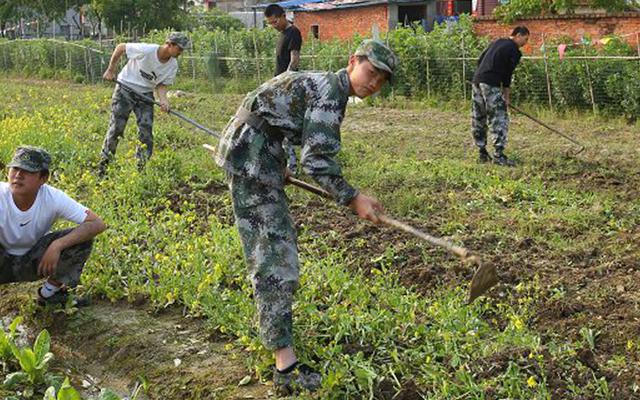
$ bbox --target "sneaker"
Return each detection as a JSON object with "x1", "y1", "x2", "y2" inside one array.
[
  {"x1": 37, "y1": 288, "x2": 90, "y2": 308},
  {"x1": 97, "y1": 161, "x2": 107, "y2": 178},
  {"x1": 478, "y1": 148, "x2": 491, "y2": 163},
  {"x1": 273, "y1": 363, "x2": 322, "y2": 396},
  {"x1": 493, "y1": 151, "x2": 516, "y2": 167}
]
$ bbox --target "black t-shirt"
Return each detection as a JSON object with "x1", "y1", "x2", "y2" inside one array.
[
  {"x1": 275, "y1": 24, "x2": 302, "y2": 76},
  {"x1": 472, "y1": 38, "x2": 522, "y2": 88}
]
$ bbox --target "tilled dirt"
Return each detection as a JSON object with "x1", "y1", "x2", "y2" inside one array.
[{"x1": 0, "y1": 283, "x2": 273, "y2": 400}]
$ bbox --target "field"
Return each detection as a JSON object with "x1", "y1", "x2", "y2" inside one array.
[{"x1": 1, "y1": 77, "x2": 639, "y2": 399}]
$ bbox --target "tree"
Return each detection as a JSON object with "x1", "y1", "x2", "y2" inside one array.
[
  {"x1": 184, "y1": 7, "x2": 245, "y2": 32},
  {"x1": 94, "y1": 0, "x2": 187, "y2": 34},
  {"x1": 494, "y1": 0, "x2": 639, "y2": 22}
]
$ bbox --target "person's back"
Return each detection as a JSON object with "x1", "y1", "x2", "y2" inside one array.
[
  {"x1": 472, "y1": 38, "x2": 522, "y2": 88},
  {"x1": 216, "y1": 69, "x2": 353, "y2": 200}
]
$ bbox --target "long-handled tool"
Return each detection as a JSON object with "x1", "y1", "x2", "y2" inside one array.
[
  {"x1": 271, "y1": 172, "x2": 498, "y2": 303},
  {"x1": 509, "y1": 104, "x2": 585, "y2": 154},
  {"x1": 107, "y1": 81, "x2": 497, "y2": 302},
  {"x1": 113, "y1": 79, "x2": 219, "y2": 138}
]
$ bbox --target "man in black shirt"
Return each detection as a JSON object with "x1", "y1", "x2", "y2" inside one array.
[
  {"x1": 265, "y1": 4, "x2": 303, "y2": 173},
  {"x1": 471, "y1": 26, "x2": 529, "y2": 166}
]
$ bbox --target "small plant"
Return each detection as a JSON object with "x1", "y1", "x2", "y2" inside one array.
[
  {"x1": 0, "y1": 316, "x2": 23, "y2": 362},
  {"x1": 3, "y1": 329, "x2": 54, "y2": 388},
  {"x1": 43, "y1": 377, "x2": 81, "y2": 400},
  {"x1": 579, "y1": 327, "x2": 600, "y2": 351}
]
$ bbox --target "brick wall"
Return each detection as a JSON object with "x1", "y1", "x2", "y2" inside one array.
[
  {"x1": 475, "y1": 0, "x2": 498, "y2": 17},
  {"x1": 474, "y1": 13, "x2": 640, "y2": 54},
  {"x1": 294, "y1": 4, "x2": 388, "y2": 41}
]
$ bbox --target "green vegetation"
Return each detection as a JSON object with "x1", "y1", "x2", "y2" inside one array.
[
  {"x1": 1, "y1": 77, "x2": 639, "y2": 398},
  {"x1": 494, "y1": 0, "x2": 632, "y2": 22},
  {"x1": 2, "y1": 16, "x2": 640, "y2": 117}
]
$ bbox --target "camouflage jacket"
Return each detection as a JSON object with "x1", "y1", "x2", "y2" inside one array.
[{"x1": 215, "y1": 68, "x2": 358, "y2": 206}]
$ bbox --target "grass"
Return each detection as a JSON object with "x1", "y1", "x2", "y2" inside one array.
[{"x1": 1, "y1": 77, "x2": 639, "y2": 399}]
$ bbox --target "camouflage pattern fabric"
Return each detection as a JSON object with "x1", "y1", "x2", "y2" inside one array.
[
  {"x1": 99, "y1": 85, "x2": 155, "y2": 169},
  {"x1": 354, "y1": 39, "x2": 398, "y2": 79},
  {"x1": 0, "y1": 228, "x2": 93, "y2": 287},
  {"x1": 167, "y1": 32, "x2": 191, "y2": 50},
  {"x1": 471, "y1": 83, "x2": 509, "y2": 150},
  {"x1": 7, "y1": 146, "x2": 51, "y2": 172},
  {"x1": 229, "y1": 173, "x2": 298, "y2": 350},
  {"x1": 215, "y1": 69, "x2": 358, "y2": 206}
]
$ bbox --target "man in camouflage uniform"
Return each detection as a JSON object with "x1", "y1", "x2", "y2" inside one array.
[
  {"x1": 215, "y1": 39, "x2": 397, "y2": 395},
  {"x1": 98, "y1": 32, "x2": 191, "y2": 175},
  {"x1": 472, "y1": 26, "x2": 529, "y2": 166},
  {"x1": 1, "y1": 146, "x2": 107, "y2": 305}
]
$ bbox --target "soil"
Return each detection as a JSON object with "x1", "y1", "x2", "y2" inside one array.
[
  {"x1": 3, "y1": 79, "x2": 640, "y2": 398},
  {"x1": 0, "y1": 283, "x2": 273, "y2": 400}
]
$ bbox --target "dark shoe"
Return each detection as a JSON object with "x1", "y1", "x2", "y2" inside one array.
[
  {"x1": 37, "y1": 287, "x2": 68, "y2": 306},
  {"x1": 37, "y1": 288, "x2": 90, "y2": 308},
  {"x1": 273, "y1": 363, "x2": 322, "y2": 396},
  {"x1": 493, "y1": 152, "x2": 516, "y2": 167},
  {"x1": 97, "y1": 161, "x2": 108, "y2": 178},
  {"x1": 478, "y1": 148, "x2": 491, "y2": 163}
]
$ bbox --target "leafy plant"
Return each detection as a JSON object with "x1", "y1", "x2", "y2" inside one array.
[
  {"x1": 0, "y1": 316, "x2": 23, "y2": 362},
  {"x1": 43, "y1": 377, "x2": 81, "y2": 400},
  {"x1": 4, "y1": 329, "x2": 54, "y2": 387}
]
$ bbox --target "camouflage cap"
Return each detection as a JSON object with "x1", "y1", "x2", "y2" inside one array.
[
  {"x1": 167, "y1": 32, "x2": 192, "y2": 50},
  {"x1": 354, "y1": 39, "x2": 398, "y2": 78},
  {"x1": 7, "y1": 146, "x2": 52, "y2": 172}
]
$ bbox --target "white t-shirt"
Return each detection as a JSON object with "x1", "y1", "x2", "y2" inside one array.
[
  {"x1": 118, "y1": 43, "x2": 179, "y2": 93},
  {"x1": 0, "y1": 183, "x2": 88, "y2": 256}
]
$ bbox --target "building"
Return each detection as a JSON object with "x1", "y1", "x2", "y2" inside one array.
[
  {"x1": 2, "y1": 8, "x2": 107, "y2": 40},
  {"x1": 255, "y1": 0, "x2": 474, "y2": 41}
]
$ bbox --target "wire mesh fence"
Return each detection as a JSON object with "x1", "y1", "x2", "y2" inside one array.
[{"x1": 2, "y1": 35, "x2": 640, "y2": 117}]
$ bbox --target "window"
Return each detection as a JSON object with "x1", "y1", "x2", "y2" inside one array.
[{"x1": 311, "y1": 24, "x2": 319, "y2": 39}]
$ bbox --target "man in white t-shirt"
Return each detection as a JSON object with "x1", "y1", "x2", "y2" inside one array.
[
  {"x1": 1, "y1": 146, "x2": 107, "y2": 306},
  {"x1": 98, "y1": 32, "x2": 191, "y2": 175}
]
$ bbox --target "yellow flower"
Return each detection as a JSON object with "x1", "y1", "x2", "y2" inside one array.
[{"x1": 527, "y1": 376, "x2": 537, "y2": 388}]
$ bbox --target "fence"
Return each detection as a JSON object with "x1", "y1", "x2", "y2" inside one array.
[{"x1": 2, "y1": 35, "x2": 640, "y2": 117}]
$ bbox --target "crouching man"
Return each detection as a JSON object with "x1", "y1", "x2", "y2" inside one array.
[{"x1": 1, "y1": 146, "x2": 107, "y2": 305}]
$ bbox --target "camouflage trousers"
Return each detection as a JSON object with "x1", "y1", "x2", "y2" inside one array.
[
  {"x1": 229, "y1": 173, "x2": 299, "y2": 350},
  {"x1": 100, "y1": 85, "x2": 155, "y2": 169},
  {"x1": 471, "y1": 83, "x2": 509, "y2": 150},
  {"x1": 0, "y1": 229, "x2": 93, "y2": 287}
]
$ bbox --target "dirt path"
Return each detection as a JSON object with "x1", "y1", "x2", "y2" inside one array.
[{"x1": 0, "y1": 283, "x2": 273, "y2": 400}]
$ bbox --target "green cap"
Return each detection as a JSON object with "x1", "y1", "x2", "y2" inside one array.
[
  {"x1": 7, "y1": 146, "x2": 52, "y2": 172},
  {"x1": 354, "y1": 39, "x2": 398, "y2": 78},
  {"x1": 167, "y1": 32, "x2": 192, "y2": 50}
]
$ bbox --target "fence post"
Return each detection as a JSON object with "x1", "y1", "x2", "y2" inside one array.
[
  {"x1": 542, "y1": 34, "x2": 553, "y2": 110},
  {"x1": 311, "y1": 37, "x2": 316, "y2": 70},
  {"x1": 461, "y1": 35, "x2": 467, "y2": 99},
  {"x1": 583, "y1": 47, "x2": 596, "y2": 115},
  {"x1": 426, "y1": 57, "x2": 431, "y2": 98},
  {"x1": 636, "y1": 33, "x2": 640, "y2": 64},
  {"x1": 191, "y1": 51, "x2": 196, "y2": 86},
  {"x1": 84, "y1": 48, "x2": 90, "y2": 80},
  {"x1": 53, "y1": 25, "x2": 57, "y2": 75},
  {"x1": 253, "y1": 30, "x2": 262, "y2": 83}
]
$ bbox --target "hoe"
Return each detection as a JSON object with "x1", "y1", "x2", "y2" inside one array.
[{"x1": 113, "y1": 79, "x2": 498, "y2": 303}]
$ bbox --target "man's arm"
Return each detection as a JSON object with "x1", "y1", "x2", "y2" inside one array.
[
  {"x1": 502, "y1": 86, "x2": 510, "y2": 108},
  {"x1": 38, "y1": 210, "x2": 107, "y2": 276},
  {"x1": 287, "y1": 28, "x2": 302, "y2": 71},
  {"x1": 155, "y1": 84, "x2": 170, "y2": 113},
  {"x1": 103, "y1": 43, "x2": 126, "y2": 81},
  {"x1": 288, "y1": 50, "x2": 300, "y2": 71}
]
